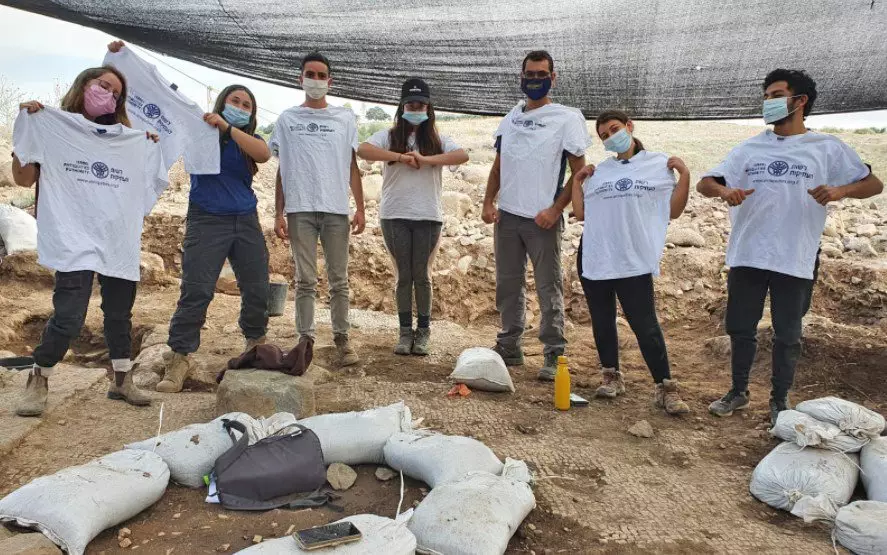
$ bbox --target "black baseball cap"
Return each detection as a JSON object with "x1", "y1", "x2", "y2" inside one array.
[{"x1": 401, "y1": 78, "x2": 430, "y2": 104}]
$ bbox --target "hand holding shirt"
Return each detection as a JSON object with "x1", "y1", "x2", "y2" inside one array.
[
  {"x1": 703, "y1": 130, "x2": 870, "y2": 279},
  {"x1": 581, "y1": 151, "x2": 676, "y2": 281},
  {"x1": 12, "y1": 107, "x2": 168, "y2": 281},
  {"x1": 104, "y1": 46, "x2": 219, "y2": 174}
]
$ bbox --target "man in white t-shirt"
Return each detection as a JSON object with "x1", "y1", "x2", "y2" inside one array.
[
  {"x1": 271, "y1": 52, "x2": 365, "y2": 367},
  {"x1": 698, "y1": 69, "x2": 883, "y2": 423},
  {"x1": 482, "y1": 50, "x2": 591, "y2": 381}
]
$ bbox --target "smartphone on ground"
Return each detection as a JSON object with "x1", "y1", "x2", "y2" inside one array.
[{"x1": 294, "y1": 522, "x2": 362, "y2": 550}]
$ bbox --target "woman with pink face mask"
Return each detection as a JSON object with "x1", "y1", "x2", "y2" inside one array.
[{"x1": 11, "y1": 66, "x2": 164, "y2": 417}]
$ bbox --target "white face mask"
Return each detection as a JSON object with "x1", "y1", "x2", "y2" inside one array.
[{"x1": 302, "y1": 78, "x2": 329, "y2": 100}]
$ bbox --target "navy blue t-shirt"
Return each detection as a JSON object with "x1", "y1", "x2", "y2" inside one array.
[{"x1": 189, "y1": 135, "x2": 261, "y2": 215}]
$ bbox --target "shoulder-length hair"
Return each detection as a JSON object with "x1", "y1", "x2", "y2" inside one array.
[{"x1": 212, "y1": 84, "x2": 260, "y2": 175}]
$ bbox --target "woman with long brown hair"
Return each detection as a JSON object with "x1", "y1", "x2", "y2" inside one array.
[
  {"x1": 158, "y1": 84, "x2": 272, "y2": 393},
  {"x1": 572, "y1": 110, "x2": 691, "y2": 415},
  {"x1": 11, "y1": 64, "x2": 166, "y2": 416},
  {"x1": 357, "y1": 78, "x2": 468, "y2": 355}
]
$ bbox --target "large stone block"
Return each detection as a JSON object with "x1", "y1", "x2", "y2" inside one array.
[{"x1": 216, "y1": 368, "x2": 316, "y2": 418}]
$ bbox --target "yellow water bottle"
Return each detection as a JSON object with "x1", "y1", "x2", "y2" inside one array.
[{"x1": 554, "y1": 355, "x2": 571, "y2": 411}]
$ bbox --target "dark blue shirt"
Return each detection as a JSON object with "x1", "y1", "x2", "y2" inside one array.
[{"x1": 189, "y1": 135, "x2": 261, "y2": 215}]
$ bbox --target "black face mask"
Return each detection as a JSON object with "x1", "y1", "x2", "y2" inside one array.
[
  {"x1": 521, "y1": 77, "x2": 552, "y2": 101},
  {"x1": 94, "y1": 113, "x2": 117, "y2": 126}
]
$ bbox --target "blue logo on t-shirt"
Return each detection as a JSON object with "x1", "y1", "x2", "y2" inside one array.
[
  {"x1": 522, "y1": 120, "x2": 534, "y2": 128},
  {"x1": 768, "y1": 160, "x2": 789, "y2": 176},
  {"x1": 615, "y1": 178, "x2": 634, "y2": 191},
  {"x1": 307, "y1": 122, "x2": 319, "y2": 132},
  {"x1": 142, "y1": 103, "x2": 162, "y2": 119},
  {"x1": 91, "y1": 162, "x2": 109, "y2": 179}
]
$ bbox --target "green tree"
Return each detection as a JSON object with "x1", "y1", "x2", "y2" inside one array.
[{"x1": 365, "y1": 106, "x2": 390, "y2": 122}]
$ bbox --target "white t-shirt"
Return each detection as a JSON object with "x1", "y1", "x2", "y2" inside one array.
[
  {"x1": 366, "y1": 129, "x2": 460, "y2": 221},
  {"x1": 704, "y1": 130, "x2": 870, "y2": 279},
  {"x1": 581, "y1": 151, "x2": 676, "y2": 281},
  {"x1": 494, "y1": 101, "x2": 591, "y2": 219},
  {"x1": 13, "y1": 107, "x2": 168, "y2": 282},
  {"x1": 271, "y1": 105, "x2": 359, "y2": 216},
  {"x1": 104, "y1": 47, "x2": 219, "y2": 174}
]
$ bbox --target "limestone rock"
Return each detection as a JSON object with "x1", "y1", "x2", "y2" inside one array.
[
  {"x1": 628, "y1": 420, "x2": 655, "y2": 439},
  {"x1": 134, "y1": 343, "x2": 171, "y2": 376},
  {"x1": 327, "y1": 463, "x2": 358, "y2": 491},
  {"x1": 843, "y1": 237, "x2": 878, "y2": 257},
  {"x1": 457, "y1": 165, "x2": 488, "y2": 185},
  {"x1": 362, "y1": 174, "x2": 383, "y2": 202},
  {"x1": 216, "y1": 369, "x2": 316, "y2": 418},
  {"x1": 704, "y1": 336, "x2": 731, "y2": 358},
  {"x1": 139, "y1": 251, "x2": 166, "y2": 284},
  {"x1": 0, "y1": 533, "x2": 62, "y2": 554},
  {"x1": 375, "y1": 466, "x2": 397, "y2": 481},
  {"x1": 456, "y1": 255, "x2": 474, "y2": 274},
  {"x1": 0, "y1": 160, "x2": 14, "y2": 187},
  {"x1": 855, "y1": 223, "x2": 878, "y2": 238},
  {"x1": 665, "y1": 227, "x2": 706, "y2": 248},
  {"x1": 216, "y1": 261, "x2": 239, "y2": 295},
  {"x1": 442, "y1": 191, "x2": 473, "y2": 219},
  {"x1": 141, "y1": 325, "x2": 170, "y2": 350},
  {"x1": 821, "y1": 245, "x2": 843, "y2": 258}
]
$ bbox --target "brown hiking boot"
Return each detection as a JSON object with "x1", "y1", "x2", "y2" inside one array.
[
  {"x1": 595, "y1": 367, "x2": 625, "y2": 398},
  {"x1": 655, "y1": 379, "x2": 690, "y2": 415},
  {"x1": 334, "y1": 334, "x2": 359, "y2": 367},
  {"x1": 244, "y1": 335, "x2": 267, "y2": 352},
  {"x1": 16, "y1": 368, "x2": 49, "y2": 417},
  {"x1": 156, "y1": 352, "x2": 193, "y2": 393},
  {"x1": 108, "y1": 371, "x2": 152, "y2": 406}
]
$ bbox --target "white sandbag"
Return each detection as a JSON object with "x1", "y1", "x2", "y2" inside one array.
[
  {"x1": 383, "y1": 431, "x2": 503, "y2": 488},
  {"x1": 235, "y1": 512, "x2": 416, "y2": 555},
  {"x1": 408, "y1": 461, "x2": 535, "y2": 555},
  {"x1": 835, "y1": 501, "x2": 887, "y2": 555},
  {"x1": 0, "y1": 204, "x2": 37, "y2": 254},
  {"x1": 795, "y1": 396, "x2": 885, "y2": 440},
  {"x1": 861, "y1": 436, "x2": 887, "y2": 502},
  {"x1": 0, "y1": 450, "x2": 169, "y2": 555},
  {"x1": 449, "y1": 347, "x2": 515, "y2": 393},
  {"x1": 749, "y1": 441, "x2": 858, "y2": 522},
  {"x1": 125, "y1": 412, "x2": 261, "y2": 487},
  {"x1": 299, "y1": 402, "x2": 412, "y2": 466},
  {"x1": 770, "y1": 410, "x2": 868, "y2": 453}
]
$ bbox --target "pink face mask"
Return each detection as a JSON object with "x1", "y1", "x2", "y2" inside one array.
[{"x1": 83, "y1": 84, "x2": 118, "y2": 118}]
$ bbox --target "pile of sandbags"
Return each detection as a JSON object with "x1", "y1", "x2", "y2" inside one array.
[
  {"x1": 753, "y1": 396, "x2": 887, "y2": 552},
  {"x1": 384, "y1": 431, "x2": 504, "y2": 488},
  {"x1": 299, "y1": 402, "x2": 412, "y2": 466}
]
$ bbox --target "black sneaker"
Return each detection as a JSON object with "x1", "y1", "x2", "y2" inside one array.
[
  {"x1": 769, "y1": 396, "x2": 792, "y2": 425},
  {"x1": 493, "y1": 343, "x2": 524, "y2": 366},
  {"x1": 708, "y1": 390, "x2": 750, "y2": 417}
]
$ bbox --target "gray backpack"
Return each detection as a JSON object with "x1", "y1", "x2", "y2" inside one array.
[{"x1": 212, "y1": 419, "x2": 327, "y2": 511}]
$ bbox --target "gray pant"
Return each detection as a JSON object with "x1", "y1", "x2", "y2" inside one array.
[
  {"x1": 287, "y1": 212, "x2": 351, "y2": 338},
  {"x1": 168, "y1": 206, "x2": 269, "y2": 354},
  {"x1": 494, "y1": 210, "x2": 565, "y2": 355},
  {"x1": 380, "y1": 219, "x2": 442, "y2": 327}
]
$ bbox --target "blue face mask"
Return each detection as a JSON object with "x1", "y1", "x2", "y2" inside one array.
[
  {"x1": 603, "y1": 128, "x2": 633, "y2": 154},
  {"x1": 402, "y1": 111, "x2": 429, "y2": 126},
  {"x1": 222, "y1": 104, "x2": 251, "y2": 128},
  {"x1": 521, "y1": 77, "x2": 552, "y2": 101},
  {"x1": 763, "y1": 96, "x2": 801, "y2": 124}
]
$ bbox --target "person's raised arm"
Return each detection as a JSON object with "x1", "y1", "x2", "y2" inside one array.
[
  {"x1": 349, "y1": 152, "x2": 365, "y2": 234},
  {"x1": 274, "y1": 168, "x2": 287, "y2": 240},
  {"x1": 482, "y1": 153, "x2": 502, "y2": 224},
  {"x1": 203, "y1": 113, "x2": 270, "y2": 163},
  {"x1": 667, "y1": 156, "x2": 691, "y2": 219}
]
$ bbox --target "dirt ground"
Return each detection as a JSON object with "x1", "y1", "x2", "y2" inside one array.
[{"x1": 1, "y1": 268, "x2": 885, "y2": 554}]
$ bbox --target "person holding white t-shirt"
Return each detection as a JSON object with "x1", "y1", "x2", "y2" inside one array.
[
  {"x1": 11, "y1": 66, "x2": 168, "y2": 417},
  {"x1": 698, "y1": 69, "x2": 883, "y2": 423},
  {"x1": 271, "y1": 52, "x2": 365, "y2": 367},
  {"x1": 571, "y1": 110, "x2": 691, "y2": 415},
  {"x1": 357, "y1": 78, "x2": 469, "y2": 355},
  {"x1": 482, "y1": 50, "x2": 590, "y2": 381}
]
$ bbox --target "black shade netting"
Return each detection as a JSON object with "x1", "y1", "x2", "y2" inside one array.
[{"x1": 3, "y1": 0, "x2": 886, "y2": 119}]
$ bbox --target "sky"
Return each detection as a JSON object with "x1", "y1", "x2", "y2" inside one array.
[{"x1": 2, "y1": 6, "x2": 886, "y2": 130}]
